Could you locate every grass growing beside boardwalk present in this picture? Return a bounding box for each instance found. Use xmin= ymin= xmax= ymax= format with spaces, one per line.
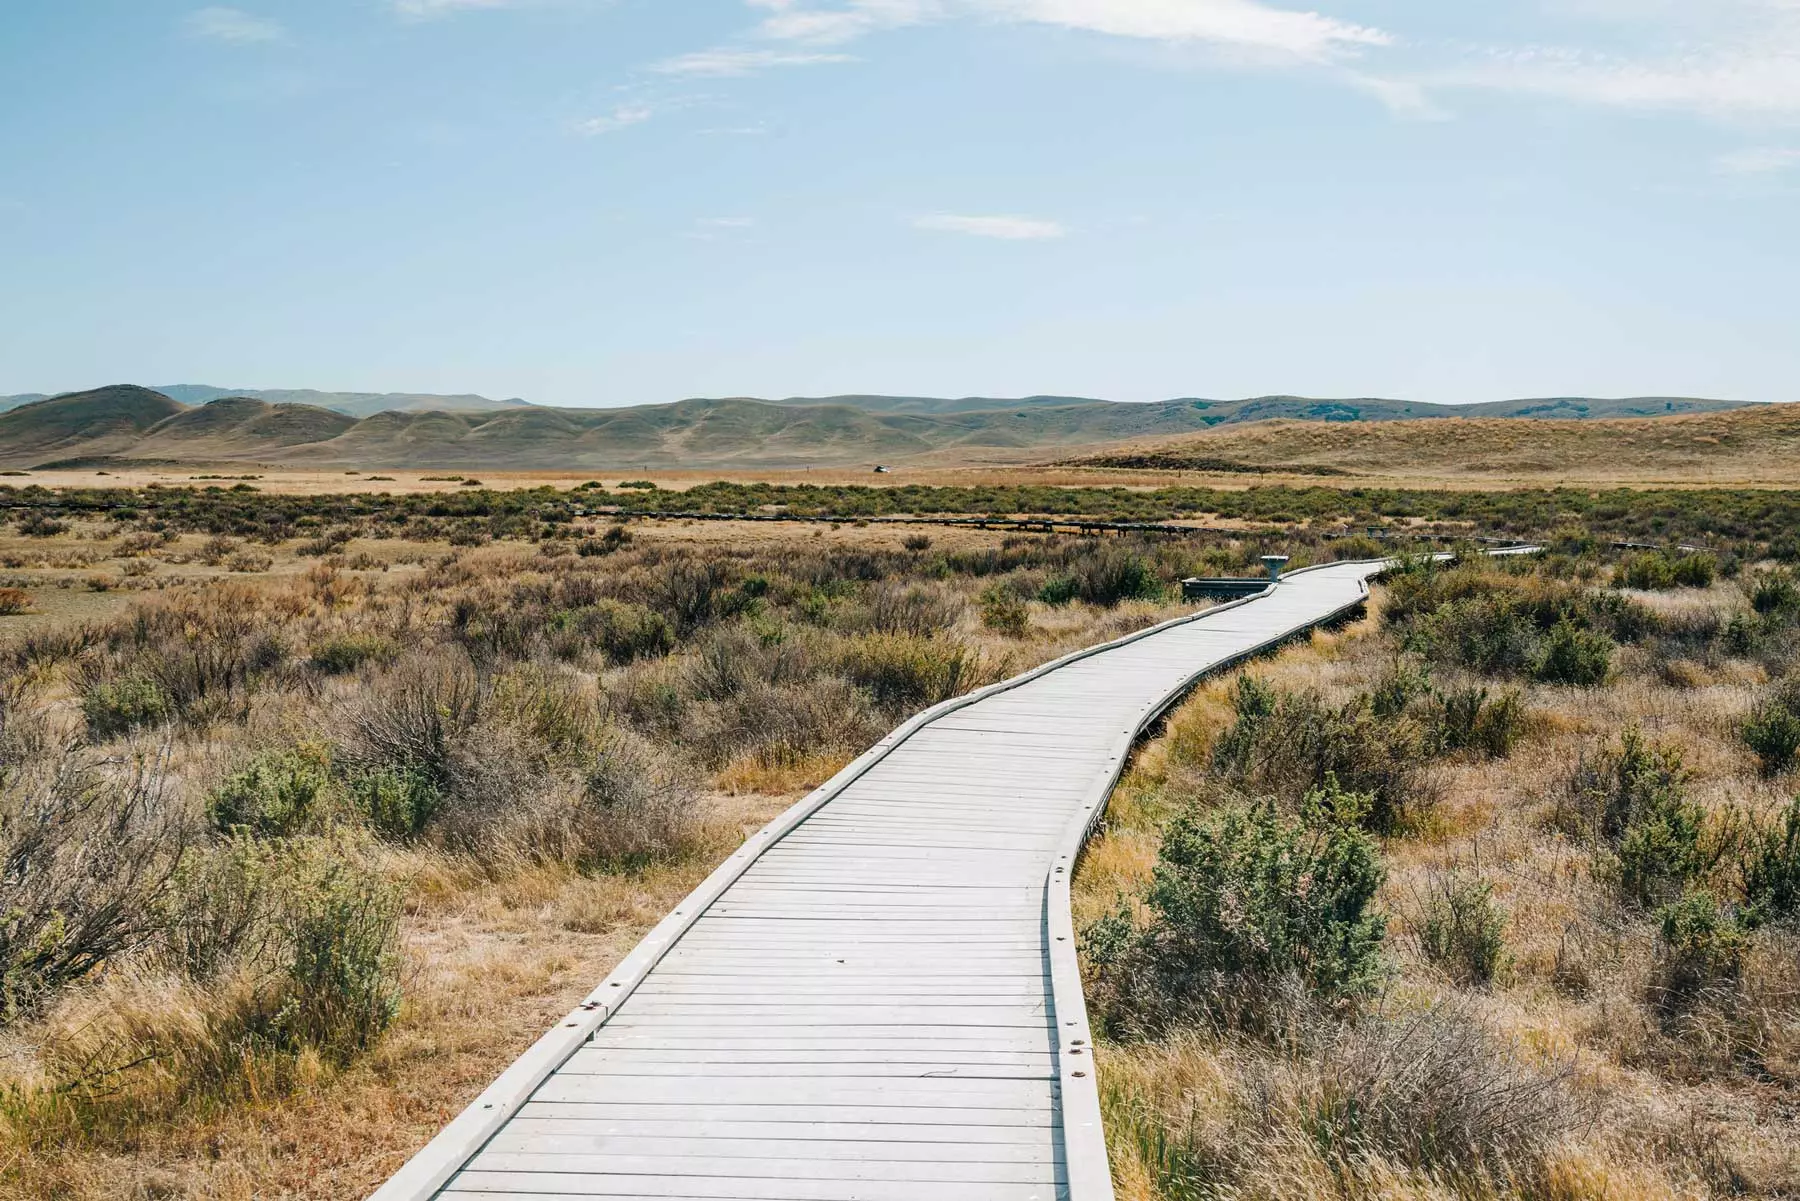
xmin=0 ymin=514 xmax=1392 ymax=1199
xmin=1078 ymin=552 xmax=1800 ymax=1200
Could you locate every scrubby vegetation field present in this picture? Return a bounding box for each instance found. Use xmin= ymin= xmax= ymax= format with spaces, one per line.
xmin=1 ymin=480 xmax=1796 ymax=1200
xmin=0 ymin=493 xmax=1403 ymax=1199
xmin=1080 ymin=543 xmax=1800 ymax=1199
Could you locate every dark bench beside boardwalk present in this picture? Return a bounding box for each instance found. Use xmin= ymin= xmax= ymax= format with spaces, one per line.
xmin=370 ymin=559 xmax=1393 ymax=1201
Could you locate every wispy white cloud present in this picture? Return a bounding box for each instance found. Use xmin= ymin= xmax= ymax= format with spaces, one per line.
xmin=912 ymin=213 xmax=1067 ymax=239
xmin=1424 ymin=1 xmax=1800 ymax=120
xmin=1345 ymin=73 xmax=1448 ymax=121
xmin=746 ymin=0 xmax=1388 ymax=62
xmin=730 ymin=0 xmax=1800 ymax=123
xmin=686 ymin=216 xmax=759 ymax=240
xmin=654 ymin=48 xmax=857 ymax=76
xmin=577 ymin=103 xmax=654 ymax=135
xmin=186 ymin=6 xmax=287 ymax=43
xmin=392 ymin=0 xmax=519 ymax=19
xmin=1717 ymin=145 xmax=1800 ymax=174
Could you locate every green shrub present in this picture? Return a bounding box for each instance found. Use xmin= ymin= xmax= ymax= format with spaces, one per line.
xmin=580 ymin=599 xmax=675 ymax=664
xmin=1212 ymin=677 xmax=1432 ymax=833
xmin=1741 ymin=797 xmax=1800 ymax=929
xmin=344 ymin=766 xmax=441 ymax=841
xmin=207 ymin=748 xmax=336 ymax=838
xmin=159 ymin=834 xmax=279 ymax=981
xmin=979 ymin=583 xmax=1029 ymax=636
xmin=1429 ymin=686 xmax=1525 ymax=758
xmin=1073 ymin=548 xmax=1164 ymax=606
xmin=274 ymin=855 xmax=403 ymax=1061
xmin=1369 ymin=659 xmax=1432 ymax=720
xmin=1673 ymin=553 xmax=1719 ymax=589
xmin=1038 ymin=575 xmax=1080 ymax=606
xmin=81 ymin=675 xmax=172 ymax=739
xmin=1650 ymin=892 xmax=1746 ymax=1018
xmin=1617 ymin=551 xmax=1716 ymax=591
xmin=865 ymin=581 xmax=964 ymax=637
xmin=1084 ymin=782 xmax=1386 ymax=1034
xmin=1616 ymin=800 xmax=1710 ymax=911
xmin=1750 ymin=569 xmax=1800 ymax=618
xmin=1531 ymin=619 xmax=1613 ymax=686
xmin=839 ymin=634 xmax=979 ymax=711
xmin=308 ymin=633 xmax=397 ymax=675
xmin=577 ymin=525 xmax=631 ymax=556
xmin=1561 ymin=728 xmax=1713 ymax=909
xmin=1743 ymin=683 xmax=1800 ymax=776
xmin=1417 ymin=873 xmax=1509 ymax=986
xmin=1407 ymin=598 xmax=1539 ymax=677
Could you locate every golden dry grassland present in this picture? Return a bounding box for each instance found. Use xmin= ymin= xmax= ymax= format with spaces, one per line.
xmin=1078 ymin=554 xmax=1800 ymax=1199
xmin=0 ymin=512 xmax=1254 ymax=1200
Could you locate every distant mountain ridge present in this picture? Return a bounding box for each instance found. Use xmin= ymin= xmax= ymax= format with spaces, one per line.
xmin=0 ymin=386 xmax=533 ymax=417
xmin=0 ymin=384 xmax=1766 ymax=471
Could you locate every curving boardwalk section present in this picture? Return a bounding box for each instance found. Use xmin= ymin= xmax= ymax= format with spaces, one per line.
xmin=374 ymin=560 xmax=1391 ymax=1201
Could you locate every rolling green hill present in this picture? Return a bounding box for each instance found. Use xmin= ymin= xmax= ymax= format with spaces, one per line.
xmin=0 ymin=385 xmax=1768 ymax=472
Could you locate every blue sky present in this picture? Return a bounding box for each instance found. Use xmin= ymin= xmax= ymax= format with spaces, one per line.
xmin=2 ymin=0 xmax=1796 ymax=407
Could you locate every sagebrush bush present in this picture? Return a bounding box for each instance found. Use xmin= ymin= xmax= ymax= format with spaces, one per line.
xmin=1072 ymin=547 xmax=1164 ymax=606
xmin=274 ymin=852 xmax=403 ymax=1061
xmin=862 ymin=580 xmax=964 ymax=637
xmin=1650 ymin=891 xmax=1747 ymax=1019
xmin=979 ymin=583 xmax=1030 ymax=636
xmin=1531 ymin=618 xmax=1614 ymax=686
xmin=1417 ymin=871 xmax=1509 ymax=985
xmin=1751 ymin=568 xmax=1800 ymax=618
xmin=1084 ymin=783 xmax=1386 ymax=1036
xmin=838 ymin=633 xmax=981 ymax=712
xmin=1211 ymin=676 xmax=1433 ymax=833
xmin=206 ymin=747 xmax=336 ymax=838
xmin=334 ymin=648 xmax=483 ymax=800
xmin=1617 ymin=551 xmax=1717 ymax=591
xmin=0 ymin=587 xmax=28 ymax=616
xmin=579 ymin=598 xmax=674 ymax=664
xmin=1391 ymin=563 xmax=1637 ymax=686
xmin=159 ymin=835 xmax=281 ymax=982
xmin=1743 ymin=681 xmax=1800 ymax=776
xmin=308 ymin=633 xmax=397 ymax=675
xmin=0 ymin=747 xmax=187 ymax=1023
xmin=568 ymin=724 xmax=703 ymax=869
xmin=1563 ymin=728 xmax=1712 ymax=908
xmin=344 ymin=765 xmax=439 ymax=842
xmin=80 ymin=674 xmax=172 ymax=738
xmin=1428 ymin=685 xmax=1525 ymax=758
xmin=1741 ymin=797 xmax=1800 ymax=929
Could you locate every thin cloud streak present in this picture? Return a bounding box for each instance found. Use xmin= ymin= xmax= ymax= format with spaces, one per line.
xmin=186 ymin=7 xmax=287 ymax=43
xmin=576 ymin=103 xmax=654 ymax=134
xmin=392 ymin=0 xmax=520 ymax=19
xmin=1717 ymin=145 xmax=1800 ymax=173
xmin=654 ymin=48 xmax=858 ymax=75
xmin=912 ymin=213 xmax=1068 ymax=239
xmin=747 ymin=0 xmax=1389 ymax=61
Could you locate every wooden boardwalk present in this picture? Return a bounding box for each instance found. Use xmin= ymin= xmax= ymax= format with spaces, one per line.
xmin=373 ymin=560 xmax=1391 ymax=1201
